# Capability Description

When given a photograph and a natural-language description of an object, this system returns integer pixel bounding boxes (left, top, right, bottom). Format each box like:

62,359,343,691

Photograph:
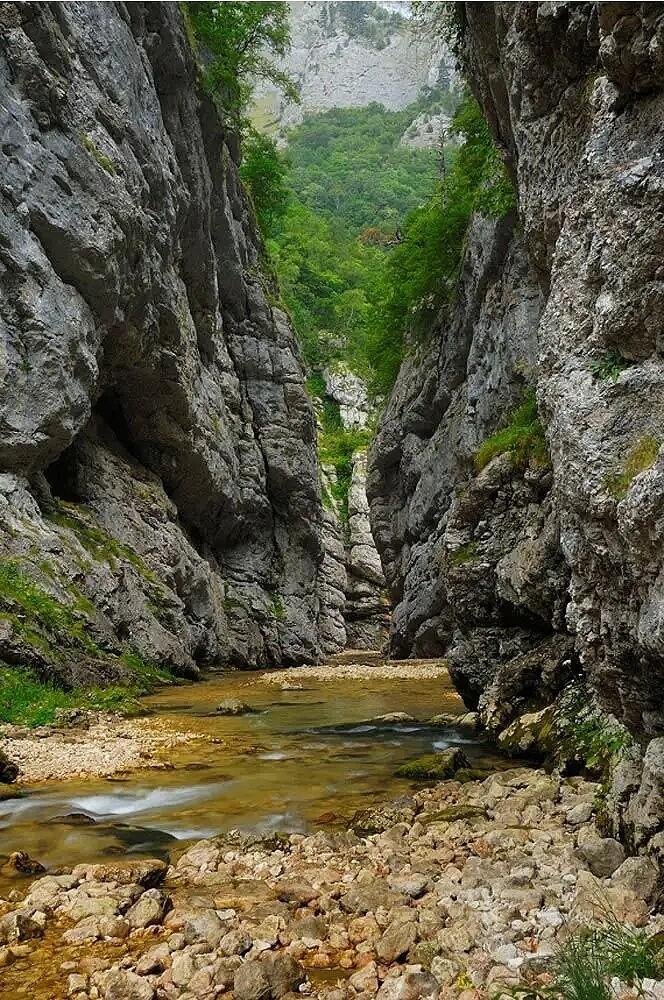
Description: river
0,657,506,883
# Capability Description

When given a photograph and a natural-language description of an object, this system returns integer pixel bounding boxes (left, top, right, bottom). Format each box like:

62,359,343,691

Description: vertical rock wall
368,1,664,856
0,3,326,683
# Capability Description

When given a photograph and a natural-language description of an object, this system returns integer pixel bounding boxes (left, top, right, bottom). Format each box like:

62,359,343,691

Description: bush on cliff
365,95,516,395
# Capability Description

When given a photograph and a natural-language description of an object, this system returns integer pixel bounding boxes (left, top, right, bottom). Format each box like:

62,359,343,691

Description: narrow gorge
2,4,664,1000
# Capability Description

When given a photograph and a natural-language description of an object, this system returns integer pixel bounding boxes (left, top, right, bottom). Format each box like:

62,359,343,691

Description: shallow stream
0,659,507,881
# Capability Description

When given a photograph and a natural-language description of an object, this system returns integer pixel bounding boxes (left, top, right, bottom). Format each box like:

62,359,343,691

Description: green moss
268,592,286,621
396,753,463,781
474,390,549,472
448,541,477,566
425,804,487,822
0,559,100,655
605,436,660,501
590,350,631,383
80,133,117,175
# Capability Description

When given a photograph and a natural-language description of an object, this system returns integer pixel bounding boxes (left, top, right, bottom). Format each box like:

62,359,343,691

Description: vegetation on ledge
605,435,660,501
474,390,549,472
0,665,143,728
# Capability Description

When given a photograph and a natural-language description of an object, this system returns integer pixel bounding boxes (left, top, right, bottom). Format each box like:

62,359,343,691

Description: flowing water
0,659,507,883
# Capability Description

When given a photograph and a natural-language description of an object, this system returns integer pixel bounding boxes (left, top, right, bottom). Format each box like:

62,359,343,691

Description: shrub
183,2,298,124
240,130,290,238
473,390,549,472
590,350,630,383
605,435,659,500
365,94,516,395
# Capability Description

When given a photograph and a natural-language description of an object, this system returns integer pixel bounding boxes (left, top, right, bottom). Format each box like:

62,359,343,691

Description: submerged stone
396,748,470,781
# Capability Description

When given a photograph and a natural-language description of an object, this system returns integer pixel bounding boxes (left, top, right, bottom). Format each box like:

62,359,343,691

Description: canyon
1,3,664,999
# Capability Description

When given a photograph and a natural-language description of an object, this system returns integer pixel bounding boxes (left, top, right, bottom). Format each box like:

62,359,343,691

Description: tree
240,131,289,237
184,2,298,124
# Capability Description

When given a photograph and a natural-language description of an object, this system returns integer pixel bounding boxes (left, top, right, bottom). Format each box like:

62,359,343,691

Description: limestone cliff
0,3,326,685
252,1,454,135
368,3,664,849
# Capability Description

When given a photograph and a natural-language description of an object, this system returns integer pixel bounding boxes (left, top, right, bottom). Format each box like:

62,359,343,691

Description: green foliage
474,390,549,472
551,681,634,776
318,396,371,522
268,196,384,375
0,665,142,727
505,918,664,1000
80,134,116,175
286,102,440,232
331,1,403,50
268,593,286,621
365,94,516,394
605,436,660,501
448,541,477,566
589,350,630,382
240,130,290,238
184,2,297,123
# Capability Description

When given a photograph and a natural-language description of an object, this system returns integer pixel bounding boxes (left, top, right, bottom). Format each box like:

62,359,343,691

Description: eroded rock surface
0,2,328,680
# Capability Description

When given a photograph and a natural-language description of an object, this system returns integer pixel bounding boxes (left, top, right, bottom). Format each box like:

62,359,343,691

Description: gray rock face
253,2,455,134
369,2,664,855
0,3,327,680
368,215,554,700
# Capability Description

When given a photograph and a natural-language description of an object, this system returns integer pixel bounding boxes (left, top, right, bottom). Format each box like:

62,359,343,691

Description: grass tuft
0,665,141,728
605,436,659,501
474,390,549,473
589,350,630,383
503,916,664,1000
448,541,477,566
80,133,117,175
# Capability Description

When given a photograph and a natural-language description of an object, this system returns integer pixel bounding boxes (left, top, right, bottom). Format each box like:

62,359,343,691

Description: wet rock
262,953,306,997
396,749,470,781
0,909,44,944
1,851,46,876
50,813,96,826
216,699,259,716
77,859,167,888
349,961,379,994
0,750,18,784
63,915,130,944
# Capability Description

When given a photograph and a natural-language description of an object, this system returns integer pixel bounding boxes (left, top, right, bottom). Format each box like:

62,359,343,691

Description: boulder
233,961,272,1000
576,836,625,877
396,748,470,781
0,750,18,784
216,699,259,716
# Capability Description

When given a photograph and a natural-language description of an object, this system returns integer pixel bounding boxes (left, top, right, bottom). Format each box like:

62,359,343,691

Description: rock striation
0,2,329,683
368,3,664,851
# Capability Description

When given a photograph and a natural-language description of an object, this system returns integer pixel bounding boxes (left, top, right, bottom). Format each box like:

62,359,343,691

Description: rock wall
368,1,664,843
0,3,327,685
252,1,455,136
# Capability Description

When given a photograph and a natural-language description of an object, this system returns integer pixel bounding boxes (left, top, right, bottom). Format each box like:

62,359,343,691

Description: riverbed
0,656,505,881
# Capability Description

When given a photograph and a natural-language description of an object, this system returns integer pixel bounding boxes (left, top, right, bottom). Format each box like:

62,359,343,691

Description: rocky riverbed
1,765,663,1000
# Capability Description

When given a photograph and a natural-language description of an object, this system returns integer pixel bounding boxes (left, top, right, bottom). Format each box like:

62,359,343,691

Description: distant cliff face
369,3,664,746
0,3,327,685
253,1,454,133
